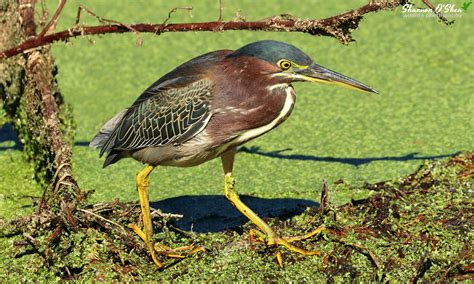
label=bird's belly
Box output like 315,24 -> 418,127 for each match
133,131 -> 221,167
159,152 -> 216,167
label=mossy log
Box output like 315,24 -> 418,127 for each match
0,0 -> 82,210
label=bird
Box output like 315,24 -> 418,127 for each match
90,40 -> 378,268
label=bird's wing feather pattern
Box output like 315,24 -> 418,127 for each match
99,78 -> 214,156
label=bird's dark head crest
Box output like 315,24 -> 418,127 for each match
228,40 -> 378,94
228,40 -> 313,67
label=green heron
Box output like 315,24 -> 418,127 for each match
90,40 -> 377,268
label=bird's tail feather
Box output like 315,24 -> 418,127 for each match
103,151 -> 124,168
89,108 -> 128,152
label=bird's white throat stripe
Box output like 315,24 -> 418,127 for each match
267,83 -> 289,91
235,87 -> 295,144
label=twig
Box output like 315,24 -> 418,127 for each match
39,162 -> 71,213
12,239 -> 30,247
319,180 -> 330,215
64,266 -> 72,278
162,6 -> 194,26
75,4 -> 143,45
47,225 -> 63,243
1,1 -> 413,59
61,200 -> 78,229
218,0 -> 223,22
151,209 -> 183,219
91,201 -> 116,213
54,175 -> 74,194
422,0 -> 454,25
37,0 -> 67,38
352,242 -> 381,270
23,233 -> 39,246
319,180 -> 337,220
337,239 -> 382,270
78,208 -> 126,231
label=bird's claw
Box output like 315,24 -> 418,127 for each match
249,226 -> 324,266
128,223 -> 205,267
155,243 -> 206,258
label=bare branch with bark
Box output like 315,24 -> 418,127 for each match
37,0 -> 67,38
2,0 -> 409,59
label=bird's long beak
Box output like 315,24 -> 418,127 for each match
296,63 -> 378,94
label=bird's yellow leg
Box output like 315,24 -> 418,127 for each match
129,166 -> 205,266
221,148 -> 320,267
131,165 -> 162,268
223,174 -> 320,256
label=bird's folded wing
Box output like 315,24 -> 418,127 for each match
99,78 -> 214,156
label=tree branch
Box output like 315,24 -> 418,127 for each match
37,0 -> 67,38
1,0 -> 407,59
421,0 -> 454,25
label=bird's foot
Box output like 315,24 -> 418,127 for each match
249,226 -> 326,267
154,242 -> 206,259
128,223 -> 205,268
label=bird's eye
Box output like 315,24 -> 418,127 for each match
278,60 -> 292,70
